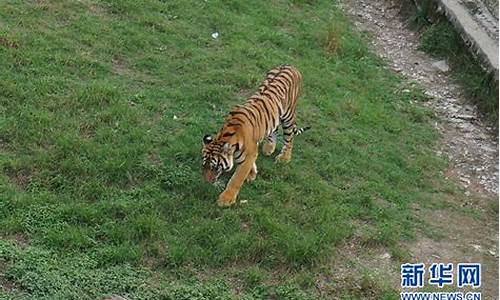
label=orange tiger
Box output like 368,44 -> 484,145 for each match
202,65 -> 310,207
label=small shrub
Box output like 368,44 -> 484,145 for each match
419,22 -> 461,58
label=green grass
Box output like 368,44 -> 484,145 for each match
0,0 -> 445,298
418,21 -> 499,126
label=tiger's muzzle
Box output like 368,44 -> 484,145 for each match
202,166 -> 219,184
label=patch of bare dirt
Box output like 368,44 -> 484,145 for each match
112,56 -> 130,76
88,3 -> 108,17
0,37 -> 18,49
11,234 -> 30,249
79,122 -> 96,139
409,201 -> 498,296
103,296 -> 130,300
6,167 -> 34,189
1,234 -> 30,250
148,152 -> 163,167
0,236 -> 29,293
339,0 -> 498,298
315,236 -> 400,299
0,261 -> 18,294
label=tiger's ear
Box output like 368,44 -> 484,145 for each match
203,135 -> 213,145
222,143 -> 231,154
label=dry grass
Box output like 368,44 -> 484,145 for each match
324,22 -> 344,55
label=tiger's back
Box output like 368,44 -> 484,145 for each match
250,64 -> 302,141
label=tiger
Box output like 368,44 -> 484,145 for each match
202,65 -> 310,207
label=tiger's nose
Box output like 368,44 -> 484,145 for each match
205,175 -> 216,183
203,169 -> 216,183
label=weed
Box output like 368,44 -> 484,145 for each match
419,23 -> 462,57
409,0 -> 435,30
324,21 -> 344,55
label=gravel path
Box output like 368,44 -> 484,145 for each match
340,0 -> 498,198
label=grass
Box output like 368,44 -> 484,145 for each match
0,0 -> 446,298
418,20 -> 499,126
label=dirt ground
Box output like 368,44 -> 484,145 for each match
337,0 -> 499,298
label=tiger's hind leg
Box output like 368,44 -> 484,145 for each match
262,131 -> 277,156
276,121 -> 295,163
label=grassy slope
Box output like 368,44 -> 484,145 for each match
0,0 -> 444,299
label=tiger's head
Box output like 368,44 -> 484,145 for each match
201,134 -> 234,183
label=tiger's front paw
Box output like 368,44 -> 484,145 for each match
246,172 -> 257,182
246,163 -> 257,182
275,153 -> 291,163
217,190 -> 237,207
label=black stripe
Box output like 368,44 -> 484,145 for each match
284,104 -> 296,120
235,144 -> 245,160
243,107 -> 258,126
251,102 -> 263,126
278,73 -> 293,87
289,106 -> 297,121
220,155 -> 229,167
229,111 -> 254,127
254,98 -> 272,120
272,79 -> 289,102
274,100 -> 283,116
282,117 -> 293,126
229,111 -> 247,117
252,98 -> 266,112
267,70 -> 278,77
267,100 -> 280,130
273,77 -> 288,89
268,107 -> 277,130
269,84 -> 285,97
280,68 -> 295,79
263,89 -> 278,99
282,108 -> 293,122
235,151 -> 242,160
256,102 -> 269,132
222,131 -> 235,137
232,116 -> 245,124
257,99 -> 272,131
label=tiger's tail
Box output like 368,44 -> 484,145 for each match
293,126 -> 311,136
